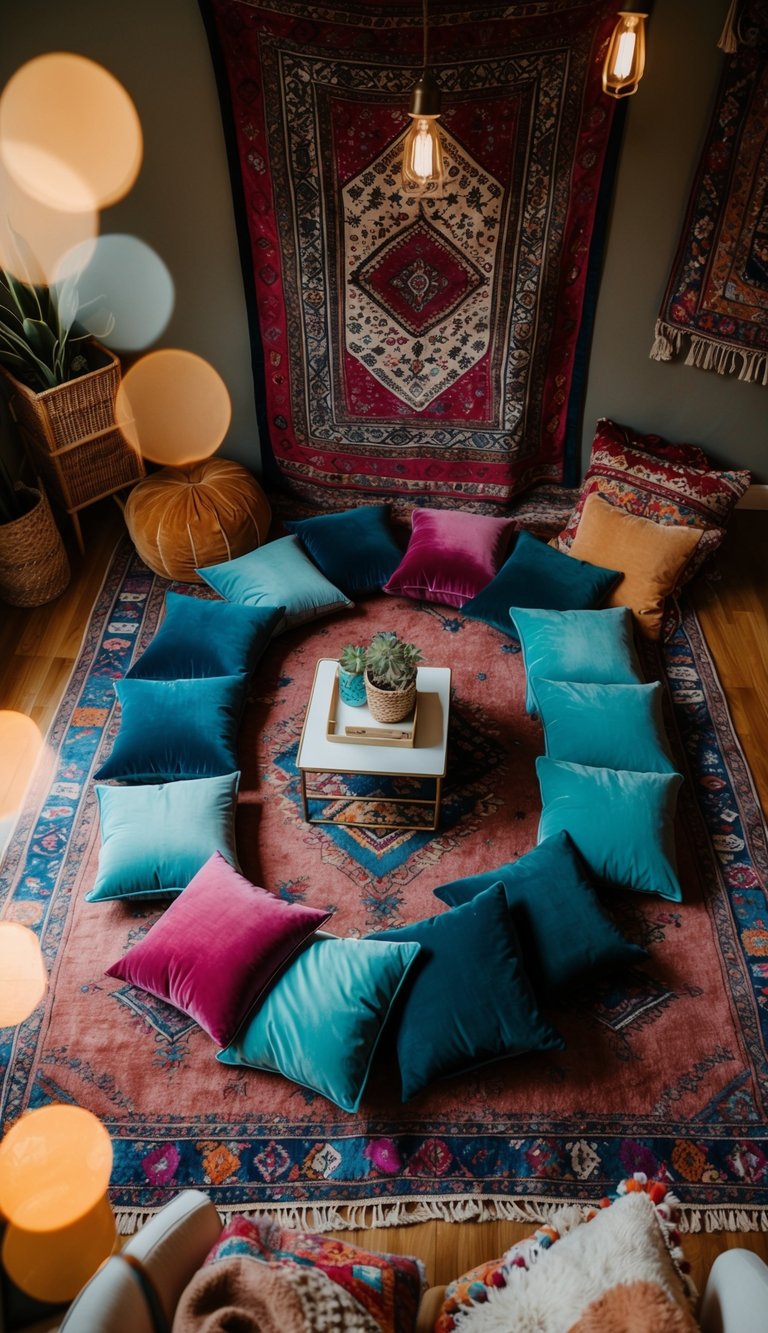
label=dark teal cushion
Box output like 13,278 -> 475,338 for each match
87,771 -> 240,902
432,832 -> 644,998
535,679 -> 676,774
536,757 -> 684,901
462,530 -> 621,637
285,505 -> 402,597
126,592 -> 283,680
510,605 -> 643,714
372,883 -> 563,1101
217,936 -> 421,1113
95,675 -> 247,783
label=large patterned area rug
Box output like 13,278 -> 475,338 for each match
2,533 -> 768,1234
200,0 -> 620,507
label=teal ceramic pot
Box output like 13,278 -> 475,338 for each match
338,667 -> 366,707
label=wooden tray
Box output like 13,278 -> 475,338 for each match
326,670 -> 418,747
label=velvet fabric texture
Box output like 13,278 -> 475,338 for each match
432,832 -> 644,999
198,535 -> 352,632
462,530 -> 621,637
285,505 -> 402,597
87,772 -> 240,902
126,593 -> 283,680
509,606 -> 643,715
535,680 -> 676,774
373,884 -> 563,1101
568,494 -> 703,640
95,675 -> 248,783
383,507 -> 514,609
105,853 -> 331,1046
217,936 -> 421,1112
536,758 -> 684,901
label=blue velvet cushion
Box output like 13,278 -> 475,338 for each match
87,771 -> 240,902
198,535 -> 352,632
432,832 -> 644,998
217,936 -> 421,1113
94,675 -> 248,783
462,530 -> 621,637
372,883 -> 564,1101
285,505 -> 402,597
509,606 -> 643,714
535,679 -> 676,774
536,757 -> 684,901
126,592 -> 283,680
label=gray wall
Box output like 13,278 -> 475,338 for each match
1,0 -> 765,482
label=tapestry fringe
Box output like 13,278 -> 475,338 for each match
717,0 -> 740,53
650,322 -> 768,384
114,1197 -> 768,1238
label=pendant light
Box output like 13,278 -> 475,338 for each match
602,11 -> 648,99
402,0 -> 445,191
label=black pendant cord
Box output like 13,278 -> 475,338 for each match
422,0 -> 429,73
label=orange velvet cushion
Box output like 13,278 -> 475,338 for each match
124,459 -> 271,582
568,494 -> 702,640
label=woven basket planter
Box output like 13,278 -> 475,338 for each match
364,673 -> 417,724
0,484 -> 70,607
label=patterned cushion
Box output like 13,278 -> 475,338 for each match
383,507 -> 515,609
554,418 -> 751,580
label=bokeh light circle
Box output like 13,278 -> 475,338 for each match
0,923 -> 46,1027
54,235 -> 175,352
0,159 -> 96,285
116,350 -> 232,466
0,53 -> 142,213
0,711 -> 43,821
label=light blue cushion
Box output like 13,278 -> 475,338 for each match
285,505 -> 402,597
462,530 -> 621,637
198,535 -> 352,632
217,936 -> 420,1113
510,606 -> 643,714
87,772 -> 240,902
536,757 -> 684,901
535,679 -> 676,774
126,593 -> 283,680
95,675 -> 247,783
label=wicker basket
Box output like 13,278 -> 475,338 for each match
0,343 -> 145,553
0,484 -> 70,607
364,673 -> 417,724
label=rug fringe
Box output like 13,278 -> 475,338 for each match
114,1197 -> 768,1237
649,319 -> 682,362
649,322 -> 768,384
717,0 -> 740,53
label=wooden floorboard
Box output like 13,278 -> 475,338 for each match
1,499 -> 767,1303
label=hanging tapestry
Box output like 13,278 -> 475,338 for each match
200,0 -> 620,508
651,1 -> 768,385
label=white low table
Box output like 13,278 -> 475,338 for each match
297,659 -> 451,830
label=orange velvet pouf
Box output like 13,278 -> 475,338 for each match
124,458 -> 272,582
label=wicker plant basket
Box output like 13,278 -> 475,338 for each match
364,673 -> 417,724
0,484 -> 70,607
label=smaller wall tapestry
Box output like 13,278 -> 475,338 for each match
651,1 -> 768,385
201,0 -> 620,509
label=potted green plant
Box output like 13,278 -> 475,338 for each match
364,631 -> 423,723
338,643 -> 368,707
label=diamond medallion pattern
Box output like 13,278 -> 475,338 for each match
352,217 -> 486,337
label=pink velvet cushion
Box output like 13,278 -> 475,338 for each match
105,852 -> 331,1045
383,507 -> 515,608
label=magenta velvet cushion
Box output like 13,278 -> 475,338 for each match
383,507 -> 515,608
105,852 -> 331,1045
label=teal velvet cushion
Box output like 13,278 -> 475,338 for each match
217,935 -> 421,1113
510,606 -> 643,714
536,757 -> 684,901
372,883 -> 564,1101
94,675 -> 247,783
462,530 -> 621,637
87,771 -> 240,902
535,679 -> 676,774
197,535 -> 352,632
126,592 -> 283,680
432,832 -> 644,998
285,505 -> 402,597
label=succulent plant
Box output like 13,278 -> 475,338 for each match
338,643 -> 367,675
365,632 -> 422,692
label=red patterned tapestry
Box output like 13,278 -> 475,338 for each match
651,1 -> 768,384
201,0 -> 620,507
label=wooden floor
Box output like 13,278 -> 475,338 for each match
1,500 -> 767,1301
